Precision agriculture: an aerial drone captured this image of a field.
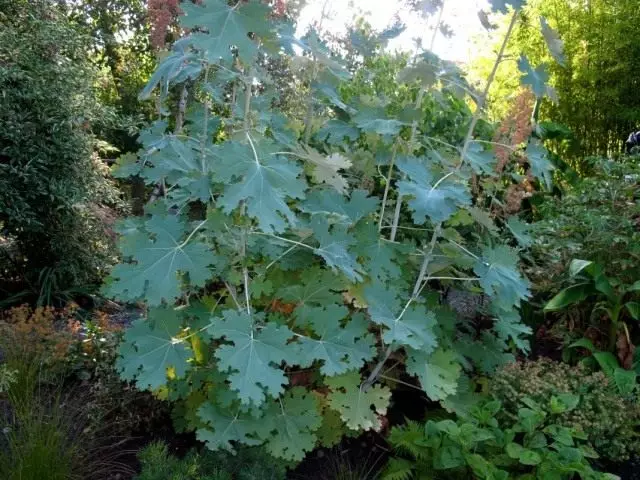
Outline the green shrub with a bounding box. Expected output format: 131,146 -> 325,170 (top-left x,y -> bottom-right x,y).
385,397 -> 615,480
491,358 -> 640,462
530,156 -> 640,294
0,0 -> 124,299
135,441 -> 287,480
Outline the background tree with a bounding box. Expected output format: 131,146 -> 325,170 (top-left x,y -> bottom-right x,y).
0,0 -> 124,302
469,0 -> 640,163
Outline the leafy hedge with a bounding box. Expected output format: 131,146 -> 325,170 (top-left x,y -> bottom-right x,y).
0,0 -> 123,299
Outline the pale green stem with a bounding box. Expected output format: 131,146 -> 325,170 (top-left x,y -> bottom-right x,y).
378,146 -> 398,232
460,11 -> 518,165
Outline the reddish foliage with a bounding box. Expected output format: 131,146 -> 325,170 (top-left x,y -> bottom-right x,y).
494,90 -> 535,173
273,0 -> 286,16
148,0 -> 181,49
269,298 -> 296,315
617,331 -> 636,370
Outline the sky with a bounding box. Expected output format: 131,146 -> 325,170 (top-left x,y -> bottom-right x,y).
297,0 -> 491,63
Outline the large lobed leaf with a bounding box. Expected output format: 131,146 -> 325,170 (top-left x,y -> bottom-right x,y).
117,307 -> 191,390
213,139 -> 308,233
180,0 -> 272,63
396,156 -> 471,224
326,371 -> 391,431
104,215 -> 219,306
205,310 -> 302,406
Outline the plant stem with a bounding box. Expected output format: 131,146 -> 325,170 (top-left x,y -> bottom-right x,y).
364,223 -> 442,390
303,62 -> 319,144
460,10 -> 518,164
412,224 -> 442,298
175,84 -> 188,134
200,67 -> 210,173
608,305 -> 622,352
243,80 -> 252,133
389,193 -> 403,242
150,85 -> 189,203
429,0 -> 446,51
243,267 -> 251,315
389,88 -> 426,242
378,145 -> 397,232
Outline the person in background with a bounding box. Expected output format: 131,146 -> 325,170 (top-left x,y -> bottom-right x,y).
625,130 -> 640,153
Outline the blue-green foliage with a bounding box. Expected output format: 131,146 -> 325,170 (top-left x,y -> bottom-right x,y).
104,0 -> 559,462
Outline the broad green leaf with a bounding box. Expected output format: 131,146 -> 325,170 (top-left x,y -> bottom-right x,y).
296,306 -> 375,376
627,280 -> 640,292
544,424 -> 575,446
180,0 -> 272,63
317,119 -> 360,145
278,266 -> 345,308
315,408 -> 347,448
117,307 -> 190,390
569,259 -> 594,277
519,449 -> 542,466
353,220 -> 406,284
206,310 -> 301,405
353,107 -> 406,135
474,245 -> 531,310
525,140 -> 555,189
544,283 -> 593,311
262,388 -> 322,461
557,393 -> 580,412
614,367 -> 637,395
465,453 -> 495,478
139,135 -> 197,183
468,207 -> 499,234
489,0 -> 526,13
310,216 -> 364,282
518,56 -> 552,99
105,215 -> 219,306
435,446 -> 465,470
407,348 -> 462,401
397,58 -> 439,89
465,143 -> 497,175
458,332 -> 515,374
593,351 -> 619,377
111,152 -> 142,179
506,442 -> 524,459
139,40 -> 202,99
396,156 -> 470,224
492,307 -> 532,353
441,376 -> 484,417
196,403 -> 264,452
506,216 -> 533,248
568,337 -> 596,352
315,81 -> 356,114
364,282 -> 438,351
301,188 -> 379,226
541,17 -> 566,67
213,140 -> 307,233
299,147 -> 351,194
326,371 -> 391,431
625,302 -> 640,320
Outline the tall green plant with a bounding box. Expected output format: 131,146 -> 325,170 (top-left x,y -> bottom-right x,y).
106,0 -> 559,461
0,0 -> 123,298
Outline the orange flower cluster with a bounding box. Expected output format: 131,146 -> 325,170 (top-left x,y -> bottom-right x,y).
494,90 -> 535,173
504,172 -> 536,214
0,304 -> 120,369
148,0 -> 181,49
1,304 -> 78,363
273,0 -> 287,17
490,90 -> 542,214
